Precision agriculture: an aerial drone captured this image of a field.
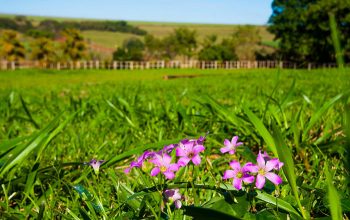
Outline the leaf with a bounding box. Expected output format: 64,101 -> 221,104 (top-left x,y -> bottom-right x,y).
244,106 -> 277,156
255,191 -> 301,218
182,205 -> 241,220
325,162 -> 342,220
0,112 -> 68,178
272,124 -> 308,219
302,93 -> 343,140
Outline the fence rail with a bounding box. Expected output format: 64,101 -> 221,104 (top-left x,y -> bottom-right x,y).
0,60 -> 345,70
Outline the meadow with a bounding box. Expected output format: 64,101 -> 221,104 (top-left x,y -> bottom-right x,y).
0,68 -> 349,219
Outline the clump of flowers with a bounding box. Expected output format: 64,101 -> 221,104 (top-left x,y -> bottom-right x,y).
221,136 -> 284,190
124,136 -> 206,179
124,133 -> 284,216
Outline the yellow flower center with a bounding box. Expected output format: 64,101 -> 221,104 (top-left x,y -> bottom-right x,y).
160,166 -> 167,173
258,168 -> 265,176
236,171 -> 243,178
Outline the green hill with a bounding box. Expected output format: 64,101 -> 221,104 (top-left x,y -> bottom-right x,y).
0,14 -> 276,58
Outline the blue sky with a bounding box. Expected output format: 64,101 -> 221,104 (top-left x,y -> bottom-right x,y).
0,0 -> 273,25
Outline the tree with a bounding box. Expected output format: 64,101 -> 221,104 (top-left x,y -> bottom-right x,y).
31,37 -> 57,64
269,0 -> 350,63
61,29 -> 87,61
0,30 -> 26,61
113,38 -> 145,61
198,35 -> 238,61
144,34 -> 163,60
162,28 -> 197,60
231,26 -> 261,60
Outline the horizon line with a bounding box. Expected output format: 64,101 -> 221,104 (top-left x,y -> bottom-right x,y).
0,12 -> 269,26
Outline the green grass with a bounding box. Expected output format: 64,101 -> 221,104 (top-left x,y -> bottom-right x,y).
0,68 -> 349,219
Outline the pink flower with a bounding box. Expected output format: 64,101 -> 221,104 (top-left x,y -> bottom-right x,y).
223,161 -> 255,190
176,140 -> 205,166
261,151 -> 284,171
220,136 -> 243,154
124,151 -> 155,174
246,151 -> 283,189
89,159 -> 104,175
150,153 -> 179,179
163,189 -> 183,209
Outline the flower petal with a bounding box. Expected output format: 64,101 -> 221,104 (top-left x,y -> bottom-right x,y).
163,153 -> 172,165
233,178 -> 243,190
169,163 -> 179,171
257,151 -> 266,168
242,175 -> 255,184
174,200 -> 182,209
178,157 -> 191,167
220,146 -> 230,154
266,158 -> 279,172
163,171 -> 175,179
231,136 -> 238,145
243,163 -> 258,173
192,154 -> 201,165
124,167 -> 131,174
229,150 -> 236,155
256,174 -> 266,189
151,167 -> 160,176
176,147 -> 187,157
229,160 -> 241,171
193,145 -> 205,154
223,170 -> 235,179
265,172 -> 283,185
236,142 -> 243,146
224,139 -> 231,147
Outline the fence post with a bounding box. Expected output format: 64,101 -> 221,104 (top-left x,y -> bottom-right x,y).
308,63 -> 312,70
11,61 -> 16,70
279,61 -> 283,69
96,60 -> 99,69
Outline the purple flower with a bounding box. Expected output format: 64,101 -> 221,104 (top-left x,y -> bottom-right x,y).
196,136 -> 206,145
161,144 -> 177,154
150,153 -> 179,179
223,161 -> 255,190
261,151 -> 284,171
163,189 -> 183,209
124,151 -> 155,174
89,159 -> 104,175
246,151 -> 283,189
176,140 -> 205,166
220,136 -> 243,154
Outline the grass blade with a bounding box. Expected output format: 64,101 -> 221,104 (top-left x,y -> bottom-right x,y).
244,106 -> 277,156
272,123 -> 308,219
325,162 -> 343,220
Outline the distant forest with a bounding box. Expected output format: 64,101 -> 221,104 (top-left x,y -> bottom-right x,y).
0,16 -> 147,39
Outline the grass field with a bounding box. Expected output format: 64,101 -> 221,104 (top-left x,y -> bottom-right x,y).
0,68 -> 349,219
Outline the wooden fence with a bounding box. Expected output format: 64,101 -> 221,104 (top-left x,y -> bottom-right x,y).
0,60 -> 344,70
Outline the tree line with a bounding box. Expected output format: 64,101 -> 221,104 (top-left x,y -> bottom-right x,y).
0,26 -> 269,63
0,16 -> 147,39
